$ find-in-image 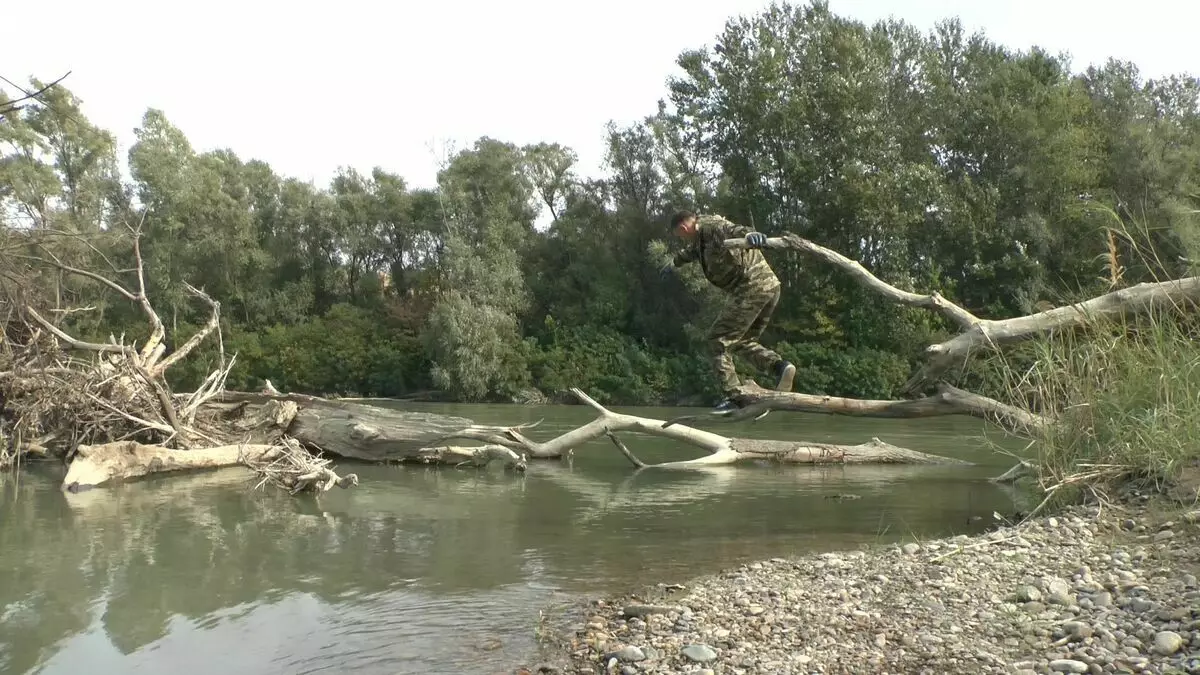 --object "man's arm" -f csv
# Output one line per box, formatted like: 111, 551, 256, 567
673, 245, 699, 267
699, 214, 765, 247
